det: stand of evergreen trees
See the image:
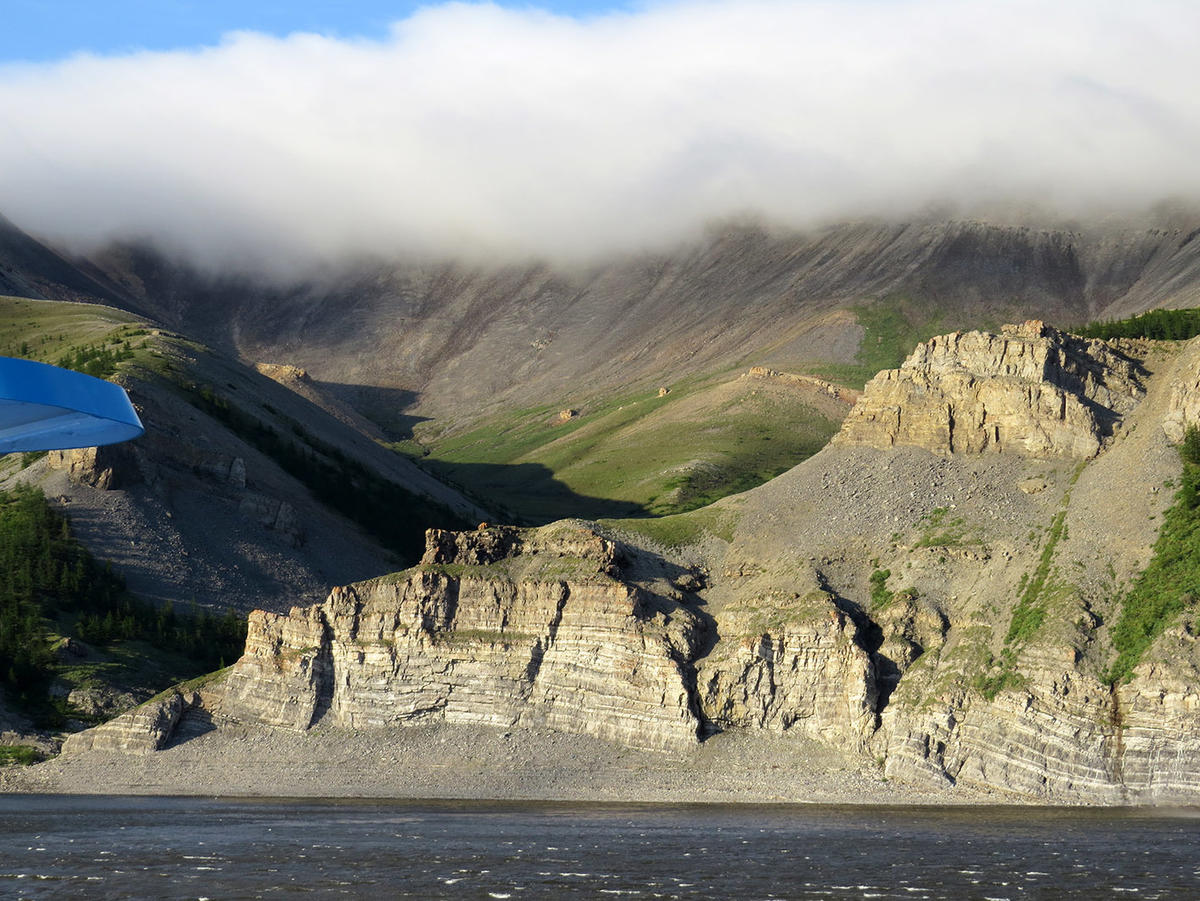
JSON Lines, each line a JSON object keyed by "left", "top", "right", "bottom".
{"left": 56, "top": 340, "right": 136, "bottom": 379}
{"left": 1079, "top": 308, "right": 1200, "bottom": 341}
{"left": 0, "top": 484, "right": 245, "bottom": 708}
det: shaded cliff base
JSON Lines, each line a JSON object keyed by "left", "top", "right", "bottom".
{"left": 0, "top": 718, "right": 999, "bottom": 805}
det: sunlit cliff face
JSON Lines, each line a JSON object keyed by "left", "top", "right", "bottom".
{"left": 1, "top": 0, "right": 1199, "bottom": 275}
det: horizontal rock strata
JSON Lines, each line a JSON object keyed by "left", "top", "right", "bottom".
{"left": 883, "top": 641, "right": 1200, "bottom": 804}
{"left": 61, "top": 689, "right": 196, "bottom": 756}
{"left": 219, "top": 525, "right": 706, "bottom": 751}
{"left": 833, "top": 321, "right": 1145, "bottom": 458}
{"left": 62, "top": 324, "right": 1200, "bottom": 805}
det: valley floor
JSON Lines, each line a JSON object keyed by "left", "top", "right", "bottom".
{"left": 0, "top": 719, "right": 1004, "bottom": 805}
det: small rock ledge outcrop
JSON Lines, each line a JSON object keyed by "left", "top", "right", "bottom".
{"left": 61, "top": 688, "right": 196, "bottom": 756}
{"left": 833, "top": 321, "right": 1145, "bottom": 458}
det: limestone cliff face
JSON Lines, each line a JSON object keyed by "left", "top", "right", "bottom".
{"left": 76, "top": 324, "right": 1200, "bottom": 805}
{"left": 833, "top": 321, "right": 1145, "bottom": 458}
{"left": 1163, "top": 335, "right": 1200, "bottom": 442}
{"left": 882, "top": 637, "right": 1200, "bottom": 804}
{"left": 204, "top": 519, "right": 892, "bottom": 756}
{"left": 219, "top": 524, "right": 706, "bottom": 750}
{"left": 831, "top": 326, "right": 1200, "bottom": 802}
{"left": 698, "top": 592, "right": 878, "bottom": 749}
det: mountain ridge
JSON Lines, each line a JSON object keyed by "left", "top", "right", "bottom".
{"left": 8, "top": 213, "right": 1200, "bottom": 431}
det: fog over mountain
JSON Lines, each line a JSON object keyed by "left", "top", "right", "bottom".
{"left": 2, "top": 0, "right": 1198, "bottom": 274}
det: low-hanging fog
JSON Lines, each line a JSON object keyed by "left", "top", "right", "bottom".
{"left": 1, "top": 0, "right": 1198, "bottom": 275}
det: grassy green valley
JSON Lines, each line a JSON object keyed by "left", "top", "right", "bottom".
{"left": 407, "top": 369, "right": 846, "bottom": 523}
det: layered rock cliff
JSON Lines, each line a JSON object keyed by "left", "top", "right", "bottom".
{"left": 833, "top": 321, "right": 1145, "bottom": 458}
{"left": 218, "top": 523, "right": 707, "bottom": 751}
{"left": 831, "top": 329, "right": 1200, "bottom": 802}
{"left": 698, "top": 591, "right": 879, "bottom": 750}
{"left": 78, "top": 324, "right": 1200, "bottom": 804}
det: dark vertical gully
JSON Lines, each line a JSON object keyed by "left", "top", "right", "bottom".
{"left": 306, "top": 612, "right": 337, "bottom": 728}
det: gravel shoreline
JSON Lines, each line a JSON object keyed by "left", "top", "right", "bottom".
{"left": 0, "top": 719, "right": 1010, "bottom": 805}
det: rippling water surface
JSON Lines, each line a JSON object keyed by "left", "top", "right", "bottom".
{"left": 1, "top": 795, "right": 1198, "bottom": 899}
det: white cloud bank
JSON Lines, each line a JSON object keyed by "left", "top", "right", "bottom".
{"left": 2, "top": 0, "right": 1199, "bottom": 272}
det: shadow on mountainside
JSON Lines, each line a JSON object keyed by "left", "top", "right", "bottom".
{"left": 317, "top": 382, "right": 432, "bottom": 442}
{"left": 416, "top": 459, "right": 649, "bottom": 525}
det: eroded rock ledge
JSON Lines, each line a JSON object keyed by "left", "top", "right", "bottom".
{"left": 833, "top": 320, "right": 1145, "bottom": 458}
{"left": 84, "top": 523, "right": 886, "bottom": 758}
{"left": 217, "top": 523, "right": 707, "bottom": 751}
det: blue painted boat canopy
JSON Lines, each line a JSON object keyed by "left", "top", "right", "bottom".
{"left": 0, "top": 356, "right": 145, "bottom": 452}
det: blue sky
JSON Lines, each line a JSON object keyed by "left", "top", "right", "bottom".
{"left": 4, "top": 0, "right": 631, "bottom": 63}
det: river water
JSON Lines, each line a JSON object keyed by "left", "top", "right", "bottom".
{"left": 1, "top": 795, "right": 1198, "bottom": 899}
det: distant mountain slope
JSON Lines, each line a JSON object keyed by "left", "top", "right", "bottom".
{"left": 0, "top": 214, "right": 128, "bottom": 306}
{"left": 0, "top": 296, "right": 483, "bottom": 615}
{"left": 65, "top": 218, "right": 1200, "bottom": 428}
{"left": 6, "top": 211, "right": 1200, "bottom": 521}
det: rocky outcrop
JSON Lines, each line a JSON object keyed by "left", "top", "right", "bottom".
{"left": 237, "top": 494, "right": 303, "bottom": 546}
{"left": 744, "top": 367, "right": 861, "bottom": 404}
{"left": 881, "top": 640, "right": 1200, "bottom": 804}
{"left": 255, "top": 362, "right": 390, "bottom": 442}
{"left": 61, "top": 689, "right": 196, "bottom": 756}
{"left": 212, "top": 523, "right": 899, "bottom": 757}
{"left": 883, "top": 659, "right": 1128, "bottom": 802}
{"left": 1163, "top": 335, "right": 1200, "bottom": 442}
{"left": 54, "top": 320, "right": 1200, "bottom": 806}
{"left": 699, "top": 591, "right": 878, "bottom": 749}
{"left": 833, "top": 321, "right": 1145, "bottom": 458}
{"left": 219, "top": 524, "right": 706, "bottom": 750}
{"left": 47, "top": 442, "right": 145, "bottom": 490}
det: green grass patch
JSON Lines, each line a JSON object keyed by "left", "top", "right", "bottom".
{"left": 867, "top": 567, "right": 918, "bottom": 612}
{"left": 913, "top": 507, "right": 978, "bottom": 549}
{"left": 412, "top": 375, "right": 839, "bottom": 523}
{"left": 973, "top": 650, "right": 1028, "bottom": 701}
{"left": 0, "top": 744, "right": 41, "bottom": 766}
{"left": 1005, "top": 506, "right": 1066, "bottom": 645}
{"left": 869, "top": 569, "right": 893, "bottom": 608}
{"left": 968, "top": 466, "right": 1081, "bottom": 699}
{"left": 607, "top": 506, "right": 735, "bottom": 549}
{"left": 806, "top": 295, "right": 960, "bottom": 389}
{"left": 0, "top": 296, "right": 148, "bottom": 369}
{"left": 1106, "top": 427, "right": 1200, "bottom": 684}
